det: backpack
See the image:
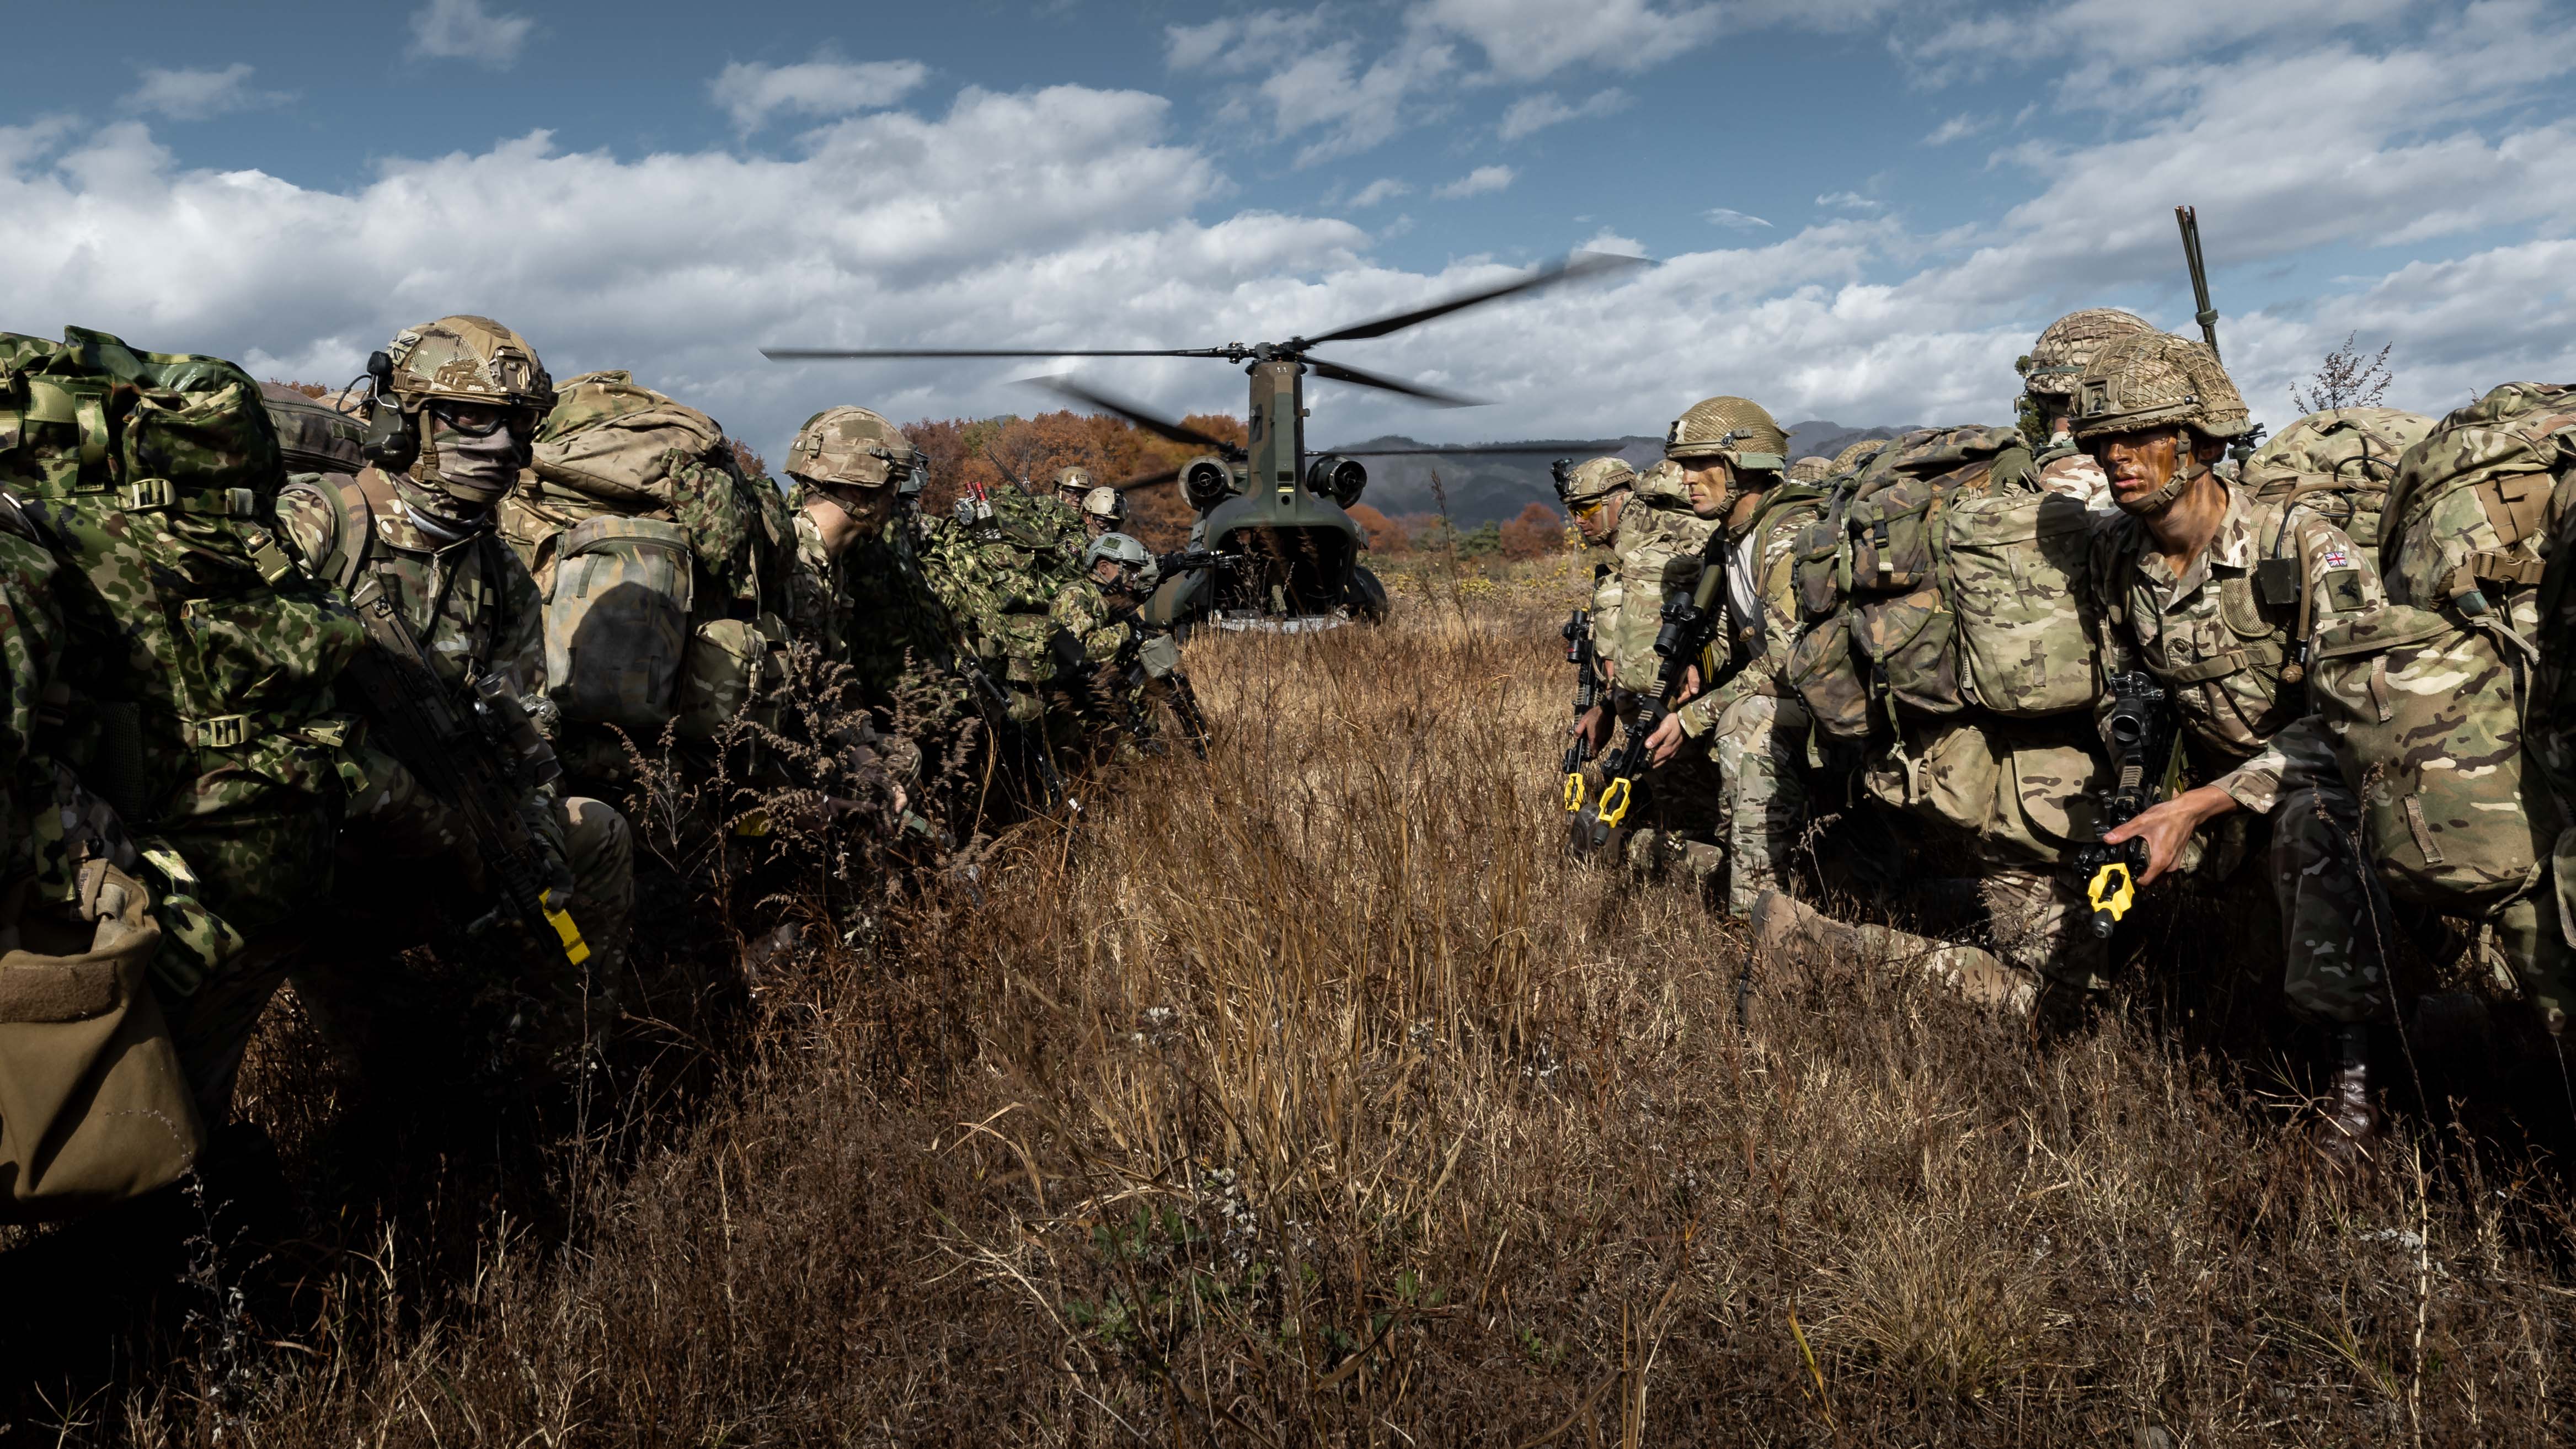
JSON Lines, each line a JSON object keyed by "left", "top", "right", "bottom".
{"left": 1786, "top": 425, "right": 2092, "bottom": 738}
{"left": 258, "top": 382, "right": 368, "bottom": 477}
{"left": 0, "top": 328, "right": 364, "bottom": 822}
{"left": 2308, "top": 383, "right": 2575, "bottom": 911}
{"left": 509, "top": 371, "right": 778, "bottom": 740}
{"left": 2240, "top": 407, "right": 2431, "bottom": 551}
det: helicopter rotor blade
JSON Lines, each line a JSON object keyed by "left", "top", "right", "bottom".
{"left": 1023, "top": 375, "right": 1244, "bottom": 455}
{"left": 762, "top": 347, "right": 1228, "bottom": 361}
{"left": 1110, "top": 464, "right": 1184, "bottom": 493}
{"left": 1304, "top": 356, "right": 1483, "bottom": 408}
{"left": 1321, "top": 444, "right": 1589, "bottom": 455}
{"left": 1299, "top": 251, "right": 1648, "bottom": 347}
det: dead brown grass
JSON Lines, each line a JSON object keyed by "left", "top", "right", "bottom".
{"left": 22, "top": 585, "right": 2576, "bottom": 1446}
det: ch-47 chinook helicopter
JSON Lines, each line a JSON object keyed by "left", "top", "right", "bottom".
{"left": 764, "top": 251, "right": 1643, "bottom": 631}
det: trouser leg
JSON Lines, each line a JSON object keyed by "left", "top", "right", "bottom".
{"left": 2270, "top": 781, "right": 2392, "bottom": 1025}
{"left": 1714, "top": 694, "right": 1811, "bottom": 920}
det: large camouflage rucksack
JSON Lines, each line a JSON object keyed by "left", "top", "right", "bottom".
{"left": 2240, "top": 407, "right": 2432, "bottom": 551}
{"left": 0, "top": 328, "right": 364, "bottom": 828}
{"left": 259, "top": 382, "right": 367, "bottom": 477}
{"left": 1786, "top": 425, "right": 2095, "bottom": 738}
{"left": 504, "top": 371, "right": 778, "bottom": 741}
{"left": 2310, "top": 383, "right": 2575, "bottom": 911}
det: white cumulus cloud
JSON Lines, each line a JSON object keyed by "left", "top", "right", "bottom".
{"left": 1433, "top": 165, "right": 1515, "bottom": 199}
{"left": 711, "top": 56, "right": 931, "bottom": 133}
{"left": 1498, "top": 88, "right": 1631, "bottom": 140}
{"left": 1348, "top": 177, "right": 1413, "bottom": 207}
{"left": 124, "top": 64, "right": 286, "bottom": 121}
{"left": 1704, "top": 208, "right": 1772, "bottom": 230}
{"left": 408, "top": 0, "right": 535, "bottom": 68}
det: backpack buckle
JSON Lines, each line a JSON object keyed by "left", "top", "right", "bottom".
{"left": 187, "top": 713, "right": 254, "bottom": 750}
{"left": 125, "top": 477, "right": 175, "bottom": 511}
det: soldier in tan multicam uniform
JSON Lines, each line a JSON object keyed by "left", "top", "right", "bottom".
{"left": 2017, "top": 308, "right": 2152, "bottom": 508}
{"left": 1640, "top": 398, "right": 1826, "bottom": 918}
{"left": 2072, "top": 332, "right": 2393, "bottom": 1157}
{"left": 1557, "top": 457, "right": 1634, "bottom": 676}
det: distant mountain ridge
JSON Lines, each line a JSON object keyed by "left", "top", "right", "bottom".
{"left": 1334, "top": 420, "right": 1924, "bottom": 525}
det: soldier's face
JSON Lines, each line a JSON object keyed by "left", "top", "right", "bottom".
{"left": 1086, "top": 515, "right": 1114, "bottom": 538}
{"left": 1682, "top": 460, "right": 1736, "bottom": 518}
{"left": 1089, "top": 557, "right": 1127, "bottom": 591}
{"left": 2092, "top": 427, "right": 2222, "bottom": 508}
{"left": 1572, "top": 489, "right": 1624, "bottom": 543}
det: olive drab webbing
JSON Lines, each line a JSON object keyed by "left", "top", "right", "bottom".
{"left": 2311, "top": 382, "right": 2576, "bottom": 912}
{"left": 0, "top": 328, "right": 366, "bottom": 830}
{"left": 509, "top": 371, "right": 779, "bottom": 741}
{"left": 1784, "top": 425, "right": 2097, "bottom": 740}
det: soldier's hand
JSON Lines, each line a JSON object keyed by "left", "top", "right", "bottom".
{"left": 1676, "top": 663, "right": 1703, "bottom": 704}
{"left": 2104, "top": 784, "right": 2238, "bottom": 887}
{"left": 1573, "top": 704, "right": 1610, "bottom": 752}
{"left": 1644, "top": 711, "right": 1688, "bottom": 767}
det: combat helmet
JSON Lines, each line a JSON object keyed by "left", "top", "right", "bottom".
{"left": 374, "top": 315, "right": 554, "bottom": 502}
{"left": 1665, "top": 396, "right": 1788, "bottom": 472}
{"left": 1830, "top": 437, "right": 1888, "bottom": 475}
{"left": 787, "top": 406, "right": 923, "bottom": 495}
{"left": 2070, "top": 332, "right": 2253, "bottom": 444}
{"left": 1054, "top": 465, "right": 1094, "bottom": 500}
{"left": 1083, "top": 530, "right": 1155, "bottom": 592}
{"left": 2018, "top": 308, "right": 2152, "bottom": 400}
{"left": 1786, "top": 455, "right": 1833, "bottom": 484}
{"left": 1081, "top": 484, "right": 1127, "bottom": 528}
{"left": 1553, "top": 455, "right": 1636, "bottom": 507}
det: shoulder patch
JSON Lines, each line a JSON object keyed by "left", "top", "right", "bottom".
{"left": 2324, "top": 568, "right": 2366, "bottom": 612}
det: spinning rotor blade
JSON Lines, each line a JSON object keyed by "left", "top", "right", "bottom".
{"left": 763, "top": 347, "right": 1225, "bottom": 360}
{"left": 1323, "top": 443, "right": 1585, "bottom": 455}
{"left": 1110, "top": 464, "right": 1184, "bottom": 492}
{"left": 1024, "top": 375, "right": 1243, "bottom": 455}
{"left": 1300, "top": 251, "right": 1647, "bottom": 347}
{"left": 1305, "top": 356, "right": 1482, "bottom": 407}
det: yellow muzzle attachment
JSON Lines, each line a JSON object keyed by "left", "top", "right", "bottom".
{"left": 1595, "top": 776, "right": 1636, "bottom": 831}
{"left": 542, "top": 889, "right": 591, "bottom": 966}
{"left": 2086, "top": 861, "right": 2136, "bottom": 926}
{"left": 1564, "top": 771, "right": 1587, "bottom": 812}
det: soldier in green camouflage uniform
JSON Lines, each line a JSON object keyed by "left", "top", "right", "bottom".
{"left": 271, "top": 317, "right": 632, "bottom": 1072}
{"left": 0, "top": 327, "right": 370, "bottom": 1115}
{"left": 1642, "top": 398, "right": 1827, "bottom": 918}
{"left": 1577, "top": 444, "right": 1727, "bottom": 879}
{"left": 2073, "top": 334, "right": 2393, "bottom": 1152}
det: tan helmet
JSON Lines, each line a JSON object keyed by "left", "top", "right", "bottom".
{"left": 2019, "top": 308, "right": 2152, "bottom": 400}
{"left": 1786, "top": 455, "right": 1833, "bottom": 484}
{"left": 787, "top": 405, "right": 918, "bottom": 491}
{"left": 1556, "top": 456, "right": 1636, "bottom": 506}
{"left": 2070, "top": 332, "right": 2253, "bottom": 443}
{"left": 1081, "top": 484, "right": 1126, "bottom": 524}
{"left": 1054, "top": 465, "right": 1094, "bottom": 496}
{"left": 383, "top": 315, "right": 553, "bottom": 414}
{"left": 1830, "top": 437, "right": 1888, "bottom": 475}
{"left": 1665, "top": 396, "right": 1788, "bottom": 471}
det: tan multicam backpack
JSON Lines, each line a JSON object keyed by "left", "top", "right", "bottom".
{"left": 1787, "top": 425, "right": 2097, "bottom": 738}
{"left": 2240, "top": 407, "right": 2433, "bottom": 551}
{"left": 2309, "top": 383, "right": 2575, "bottom": 910}
{"left": 507, "top": 371, "right": 778, "bottom": 740}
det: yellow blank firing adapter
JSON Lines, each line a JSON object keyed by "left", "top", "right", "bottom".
{"left": 542, "top": 889, "right": 591, "bottom": 966}
{"left": 1596, "top": 776, "right": 1635, "bottom": 830}
{"left": 2087, "top": 861, "right": 2136, "bottom": 927}
{"left": 1564, "top": 772, "right": 1587, "bottom": 812}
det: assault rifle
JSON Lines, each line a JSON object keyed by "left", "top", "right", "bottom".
{"left": 1156, "top": 548, "right": 1248, "bottom": 578}
{"left": 1560, "top": 608, "right": 1600, "bottom": 812}
{"left": 2070, "top": 671, "right": 2179, "bottom": 937}
{"left": 339, "top": 574, "right": 589, "bottom": 967}
{"left": 1580, "top": 547, "right": 1727, "bottom": 852}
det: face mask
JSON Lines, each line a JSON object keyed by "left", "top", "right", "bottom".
{"left": 421, "top": 406, "right": 526, "bottom": 505}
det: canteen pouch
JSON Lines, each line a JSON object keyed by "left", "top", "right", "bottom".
{"left": 0, "top": 862, "right": 202, "bottom": 1222}
{"left": 676, "top": 616, "right": 768, "bottom": 741}
{"left": 2310, "top": 604, "right": 2545, "bottom": 911}
{"left": 544, "top": 515, "right": 694, "bottom": 732}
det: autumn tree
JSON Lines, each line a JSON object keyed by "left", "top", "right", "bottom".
{"left": 1346, "top": 503, "right": 1408, "bottom": 555}
{"left": 1499, "top": 502, "right": 1569, "bottom": 560}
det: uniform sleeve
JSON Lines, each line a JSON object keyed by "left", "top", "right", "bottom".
{"left": 496, "top": 551, "right": 548, "bottom": 701}
{"left": 2216, "top": 510, "right": 2378, "bottom": 813}
{"left": 274, "top": 485, "right": 341, "bottom": 576}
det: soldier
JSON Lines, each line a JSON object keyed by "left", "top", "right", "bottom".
{"left": 272, "top": 316, "right": 633, "bottom": 1073}
{"left": 1829, "top": 436, "right": 1890, "bottom": 478}
{"left": 1556, "top": 456, "right": 1635, "bottom": 676}
{"left": 1053, "top": 465, "right": 1094, "bottom": 514}
{"left": 781, "top": 406, "right": 915, "bottom": 674}
{"left": 1083, "top": 532, "right": 1208, "bottom": 755}
{"left": 2016, "top": 308, "right": 2152, "bottom": 507}
{"left": 1081, "top": 484, "right": 1127, "bottom": 540}
{"left": 2069, "top": 331, "right": 2397, "bottom": 1158}
{"left": 1640, "top": 399, "right": 1828, "bottom": 918}
{"left": 1576, "top": 425, "right": 1728, "bottom": 880}
{"left": 1786, "top": 455, "right": 1834, "bottom": 485}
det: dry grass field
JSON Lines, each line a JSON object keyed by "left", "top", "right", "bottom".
{"left": 12, "top": 563, "right": 2576, "bottom": 1446}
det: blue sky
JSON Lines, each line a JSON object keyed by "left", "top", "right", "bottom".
{"left": 7, "top": 0, "right": 2574, "bottom": 461}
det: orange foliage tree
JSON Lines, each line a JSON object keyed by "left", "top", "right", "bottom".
{"left": 1345, "top": 503, "right": 1409, "bottom": 555}
{"left": 902, "top": 410, "right": 1247, "bottom": 553}
{"left": 1499, "top": 502, "right": 1571, "bottom": 560}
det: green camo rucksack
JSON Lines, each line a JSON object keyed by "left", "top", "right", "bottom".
{"left": 2240, "top": 406, "right": 2433, "bottom": 551}
{"left": 1787, "top": 425, "right": 2096, "bottom": 739}
{"left": 505, "top": 371, "right": 778, "bottom": 740}
{"left": 2309, "top": 382, "right": 2576, "bottom": 910}
{"left": 0, "top": 328, "right": 365, "bottom": 824}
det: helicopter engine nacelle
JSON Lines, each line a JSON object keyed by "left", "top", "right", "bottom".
{"left": 1304, "top": 455, "right": 1367, "bottom": 509}
{"left": 1182, "top": 455, "right": 1238, "bottom": 512}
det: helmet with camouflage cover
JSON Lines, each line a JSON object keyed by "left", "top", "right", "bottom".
{"left": 378, "top": 315, "right": 554, "bottom": 503}
{"left": 1665, "top": 396, "right": 1788, "bottom": 472}
{"left": 1830, "top": 438, "right": 1888, "bottom": 475}
{"left": 1554, "top": 455, "right": 1636, "bottom": 506}
{"left": 2018, "top": 308, "right": 2151, "bottom": 400}
{"left": 1081, "top": 484, "right": 1126, "bottom": 528}
{"left": 1786, "top": 455, "right": 1833, "bottom": 484}
{"left": 2070, "top": 332, "right": 2253, "bottom": 444}
{"left": 787, "top": 406, "right": 923, "bottom": 495}
{"left": 1054, "top": 465, "right": 1094, "bottom": 500}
